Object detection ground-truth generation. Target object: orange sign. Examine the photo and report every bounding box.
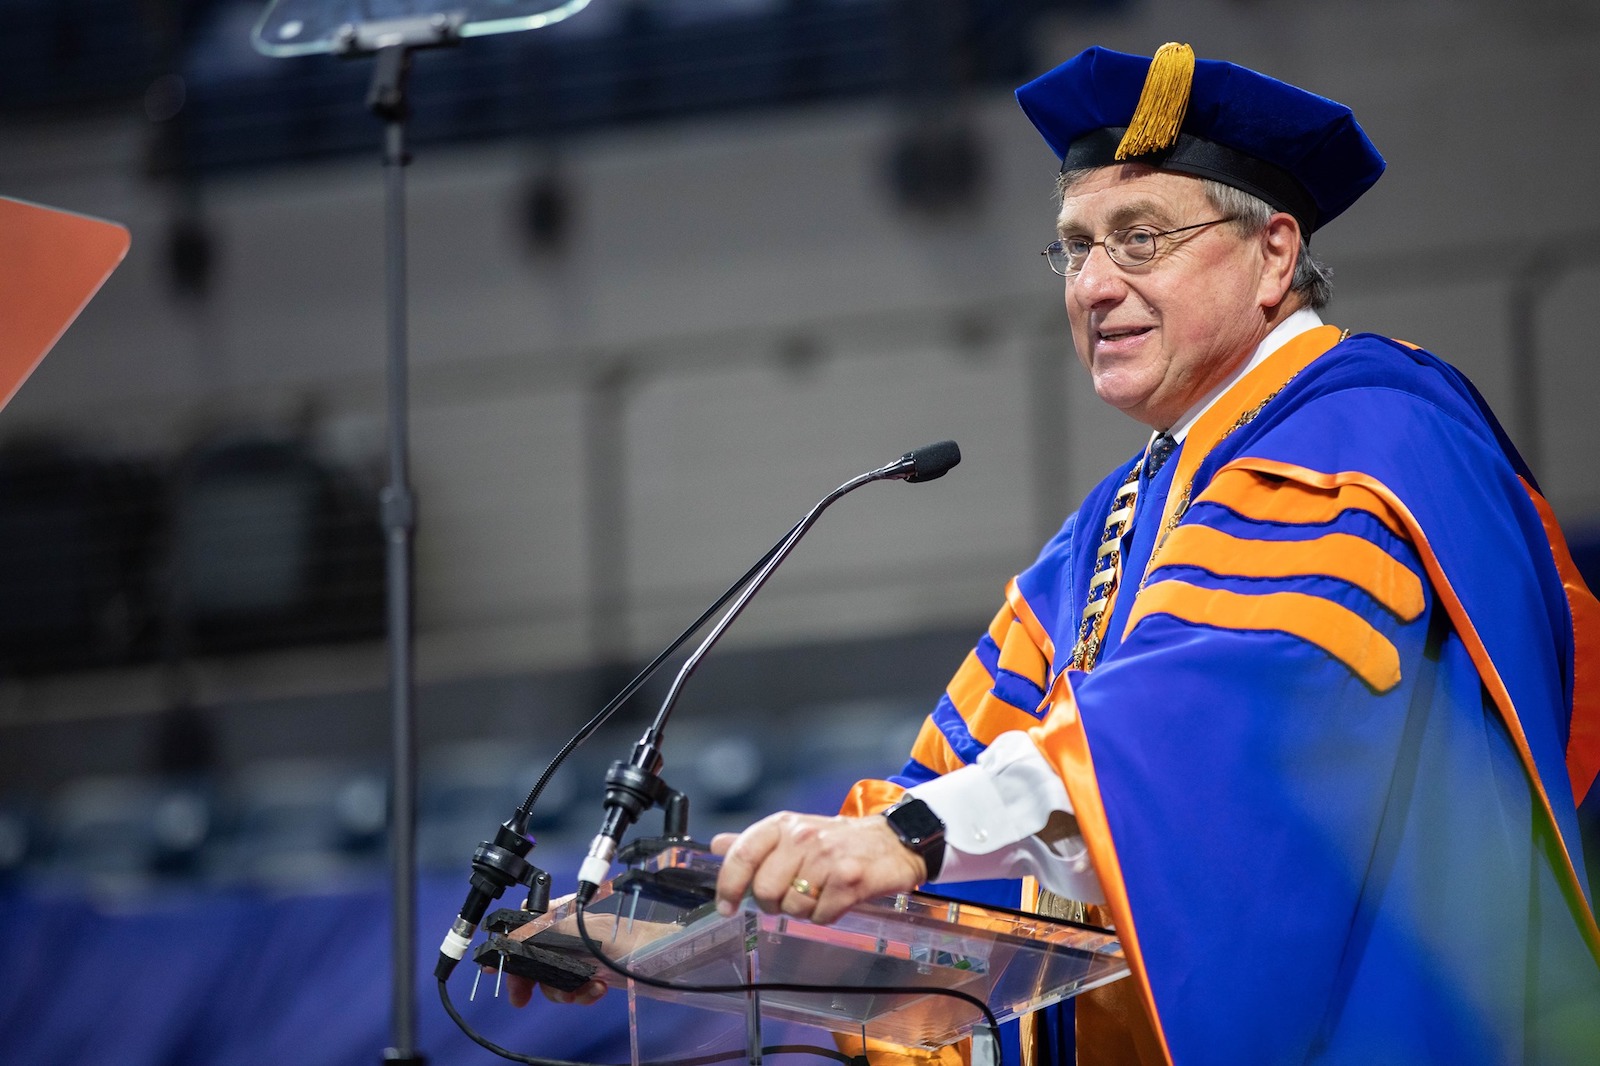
[0,196,130,412]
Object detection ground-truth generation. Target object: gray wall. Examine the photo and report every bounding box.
[1,0,1597,754]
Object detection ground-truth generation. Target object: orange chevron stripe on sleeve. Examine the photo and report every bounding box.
[988,599,1016,647]
[1521,479,1600,806]
[908,716,962,777]
[946,649,996,719]
[969,699,1052,747]
[945,599,1034,714]
[1007,578,1057,664]
[1198,466,1407,540]
[1127,579,1403,692]
[997,611,1051,690]
[1152,525,1425,622]
[941,595,1055,752]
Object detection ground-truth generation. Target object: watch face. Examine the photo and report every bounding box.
[889,798,944,844]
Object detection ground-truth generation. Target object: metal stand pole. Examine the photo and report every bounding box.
[370,42,424,1065]
[346,20,459,1062]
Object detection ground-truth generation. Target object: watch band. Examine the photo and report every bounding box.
[883,795,946,882]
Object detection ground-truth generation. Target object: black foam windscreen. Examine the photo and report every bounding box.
[905,440,961,483]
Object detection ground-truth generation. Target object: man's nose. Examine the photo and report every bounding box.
[1071,243,1126,302]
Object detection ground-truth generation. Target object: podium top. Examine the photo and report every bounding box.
[498,846,1129,1050]
[0,198,129,415]
[252,0,594,57]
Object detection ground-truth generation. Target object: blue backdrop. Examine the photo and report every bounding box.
[0,872,767,1066]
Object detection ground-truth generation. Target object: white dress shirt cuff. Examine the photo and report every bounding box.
[907,731,1104,903]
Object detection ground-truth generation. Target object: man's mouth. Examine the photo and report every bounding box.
[1096,325,1153,343]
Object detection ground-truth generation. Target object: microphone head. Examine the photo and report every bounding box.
[904,440,961,483]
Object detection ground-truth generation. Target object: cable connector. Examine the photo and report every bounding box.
[436,818,546,979]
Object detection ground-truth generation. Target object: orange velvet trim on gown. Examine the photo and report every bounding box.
[1126,580,1403,692]
[1027,679,1174,1065]
[1229,458,1600,965]
[1521,481,1600,806]
[1150,524,1425,622]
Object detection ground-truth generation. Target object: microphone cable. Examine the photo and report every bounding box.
[576,440,961,899]
[515,438,958,834]
[438,442,969,1060]
[511,516,803,831]
[436,973,860,1066]
[436,514,802,976]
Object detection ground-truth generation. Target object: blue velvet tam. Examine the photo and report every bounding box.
[1016,45,1385,235]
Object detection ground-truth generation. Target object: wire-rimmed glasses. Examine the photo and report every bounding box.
[1041,217,1236,277]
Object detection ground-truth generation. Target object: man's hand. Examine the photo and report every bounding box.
[712,811,927,925]
[500,973,607,1009]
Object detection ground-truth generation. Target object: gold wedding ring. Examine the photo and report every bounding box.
[789,876,817,898]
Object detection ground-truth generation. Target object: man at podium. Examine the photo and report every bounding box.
[710,44,1600,1065]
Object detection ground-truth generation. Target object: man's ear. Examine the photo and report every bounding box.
[1257,212,1301,309]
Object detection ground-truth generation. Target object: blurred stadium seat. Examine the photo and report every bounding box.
[40,773,215,895]
[210,757,386,889]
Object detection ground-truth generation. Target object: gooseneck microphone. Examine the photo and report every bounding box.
[436,442,961,976]
[437,519,801,983]
[575,441,960,901]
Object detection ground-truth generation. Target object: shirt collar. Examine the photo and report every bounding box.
[1162,307,1324,446]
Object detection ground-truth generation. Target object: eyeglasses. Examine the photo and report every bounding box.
[1041,217,1236,277]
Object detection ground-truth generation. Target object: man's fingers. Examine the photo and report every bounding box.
[500,973,608,1009]
[536,978,608,1006]
[713,811,921,924]
[809,882,855,926]
[709,832,738,855]
[747,815,820,912]
[714,816,782,915]
[559,979,607,1006]
[778,870,825,918]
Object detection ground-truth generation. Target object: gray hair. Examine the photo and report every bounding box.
[1057,169,1334,310]
[1199,179,1332,310]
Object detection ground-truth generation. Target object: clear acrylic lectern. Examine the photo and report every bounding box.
[480,846,1130,1059]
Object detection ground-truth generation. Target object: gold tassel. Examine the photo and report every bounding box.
[1115,42,1196,160]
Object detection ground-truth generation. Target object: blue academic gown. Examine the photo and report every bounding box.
[859,328,1600,1064]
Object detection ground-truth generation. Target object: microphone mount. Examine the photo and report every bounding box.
[435,819,553,980]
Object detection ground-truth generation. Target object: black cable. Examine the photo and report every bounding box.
[437,977,600,1066]
[437,975,857,1066]
[436,517,806,978]
[512,517,803,830]
[573,900,1004,1065]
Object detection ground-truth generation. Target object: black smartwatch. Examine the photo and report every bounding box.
[882,795,946,882]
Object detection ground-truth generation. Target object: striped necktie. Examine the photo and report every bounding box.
[1082,472,1138,626]
[1069,433,1176,671]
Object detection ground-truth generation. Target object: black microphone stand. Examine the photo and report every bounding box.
[576,447,955,899]
[331,15,463,1065]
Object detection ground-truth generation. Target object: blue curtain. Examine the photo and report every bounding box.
[0,874,774,1066]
